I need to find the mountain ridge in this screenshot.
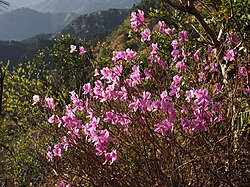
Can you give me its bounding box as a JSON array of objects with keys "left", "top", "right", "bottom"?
[{"left": 52, "top": 8, "right": 130, "bottom": 43}]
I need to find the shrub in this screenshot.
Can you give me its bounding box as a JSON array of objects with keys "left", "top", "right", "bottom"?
[{"left": 37, "top": 5, "right": 249, "bottom": 186}]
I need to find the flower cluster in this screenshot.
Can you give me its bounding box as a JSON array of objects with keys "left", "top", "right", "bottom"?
[
  {"left": 130, "top": 9, "right": 145, "bottom": 32},
  {"left": 34, "top": 10, "right": 249, "bottom": 175},
  {"left": 70, "top": 44, "right": 86, "bottom": 55}
]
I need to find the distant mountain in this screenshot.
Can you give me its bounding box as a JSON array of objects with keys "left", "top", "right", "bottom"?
[
  {"left": 0, "top": 8, "right": 79, "bottom": 41},
  {"left": 0, "top": 39, "right": 54, "bottom": 69},
  {"left": 52, "top": 9, "right": 130, "bottom": 42},
  {"left": 31, "top": 0, "right": 140, "bottom": 14}
]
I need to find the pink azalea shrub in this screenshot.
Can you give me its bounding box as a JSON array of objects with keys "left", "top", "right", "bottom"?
[{"left": 36, "top": 9, "right": 249, "bottom": 186}]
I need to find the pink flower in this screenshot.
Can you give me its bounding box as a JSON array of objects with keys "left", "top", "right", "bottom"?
[
  {"left": 176, "top": 61, "right": 186, "bottom": 72},
  {"left": 165, "top": 28, "right": 174, "bottom": 35},
  {"left": 171, "top": 39, "right": 178, "bottom": 49},
  {"left": 214, "top": 83, "right": 223, "bottom": 93},
  {"left": 144, "top": 68, "right": 152, "bottom": 80},
  {"left": 119, "top": 86, "right": 128, "bottom": 101},
  {"left": 70, "top": 91, "right": 83, "bottom": 111},
  {"left": 43, "top": 96, "right": 55, "bottom": 110},
  {"left": 170, "top": 75, "right": 182, "bottom": 99},
  {"left": 79, "top": 46, "right": 86, "bottom": 55},
  {"left": 239, "top": 67, "right": 247, "bottom": 77},
  {"left": 112, "top": 51, "right": 126, "bottom": 63},
  {"left": 181, "top": 118, "right": 191, "bottom": 133},
  {"left": 228, "top": 34, "right": 238, "bottom": 45},
  {"left": 131, "top": 21, "right": 138, "bottom": 32},
  {"left": 169, "top": 85, "right": 180, "bottom": 98},
  {"left": 151, "top": 43, "right": 158, "bottom": 54},
  {"left": 137, "top": 10, "right": 145, "bottom": 25},
  {"left": 198, "top": 72, "right": 206, "bottom": 82},
  {"left": 193, "top": 49, "right": 200, "bottom": 60},
  {"left": 113, "top": 64, "right": 123, "bottom": 76},
  {"left": 104, "top": 111, "right": 115, "bottom": 123},
  {"left": 181, "top": 106, "right": 189, "bottom": 114},
  {"left": 171, "top": 49, "right": 180, "bottom": 61},
  {"left": 103, "top": 150, "right": 118, "bottom": 165},
  {"left": 100, "top": 67, "right": 112, "bottom": 81},
  {"left": 130, "top": 9, "right": 145, "bottom": 32},
  {"left": 47, "top": 150, "right": 53, "bottom": 162},
  {"left": 154, "top": 119, "right": 174, "bottom": 136},
  {"left": 129, "top": 97, "right": 140, "bottom": 112},
  {"left": 130, "top": 11, "right": 137, "bottom": 22},
  {"left": 94, "top": 69, "right": 100, "bottom": 76},
  {"left": 142, "top": 91, "right": 151, "bottom": 100},
  {"left": 186, "top": 89, "right": 195, "bottom": 102},
  {"left": 125, "top": 48, "right": 137, "bottom": 60},
  {"left": 210, "top": 63, "right": 218, "bottom": 73},
  {"left": 160, "top": 90, "right": 172, "bottom": 101},
  {"left": 58, "top": 182, "right": 65, "bottom": 187},
  {"left": 151, "top": 101, "right": 161, "bottom": 112},
  {"left": 62, "top": 136, "right": 69, "bottom": 151},
  {"left": 194, "top": 89, "right": 210, "bottom": 106},
  {"left": 178, "top": 31, "right": 189, "bottom": 42},
  {"left": 223, "top": 49, "right": 235, "bottom": 61},
  {"left": 53, "top": 144, "right": 62, "bottom": 157},
  {"left": 182, "top": 49, "right": 187, "bottom": 59},
  {"left": 243, "top": 87, "right": 250, "bottom": 95},
  {"left": 192, "top": 119, "right": 208, "bottom": 132},
  {"left": 172, "top": 75, "right": 182, "bottom": 85},
  {"left": 130, "top": 65, "right": 141, "bottom": 86},
  {"left": 70, "top": 45, "right": 77, "bottom": 53},
  {"left": 214, "top": 114, "right": 224, "bottom": 122},
  {"left": 83, "top": 83, "right": 91, "bottom": 95},
  {"left": 54, "top": 116, "right": 62, "bottom": 127},
  {"left": 141, "top": 28, "right": 151, "bottom": 42},
  {"left": 213, "top": 102, "right": 222, "bottom": 113},
  {"left": 158, "top": 21, "right": 165, "bottom": 32},
  {"left": 48, "top": 115, "right": 55, "bottom": 124},
  {"left": 32, "top": 95, "right": 40, "bottom": 105},
  {"left": 59, "top": 182, "right": 71, "bottom": 187}
]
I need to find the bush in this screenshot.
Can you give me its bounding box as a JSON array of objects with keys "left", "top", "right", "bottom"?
[{"left": 37, "top": 4, "right": 249, "bottom": 186}]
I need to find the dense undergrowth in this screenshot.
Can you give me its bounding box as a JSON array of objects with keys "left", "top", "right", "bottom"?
[{"left": 0, "top": 0, "right": 249, "bottom": 186}]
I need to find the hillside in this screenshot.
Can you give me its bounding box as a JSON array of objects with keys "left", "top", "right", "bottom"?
[
  {"left": 52, "top": 9, "right": 130, "bottom": 43},
  {"left": 0, "top": 39, "right": 54, "bottom": 69}
]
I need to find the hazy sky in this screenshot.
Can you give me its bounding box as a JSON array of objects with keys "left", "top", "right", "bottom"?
[
  {"left": 8, "top": 0, "right": 43, "bottom": 7},
  {"left": 3, "top": 0, "right": 140, "bottom": 12}
]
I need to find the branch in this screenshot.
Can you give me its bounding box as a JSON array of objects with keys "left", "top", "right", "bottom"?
[
  {"left": 163, "top": 0, "right": 220, "bottom": 47},
  {"left": 0, "top": 142, "right": 15, "bottom": 159},
  {"left": 0, "top": 0, "right": 9, "bottom": 11},
  {"left": 0, "top": 66, "right": 5, "bottom": 116}
]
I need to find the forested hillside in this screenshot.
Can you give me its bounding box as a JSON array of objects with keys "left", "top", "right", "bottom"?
[{"left": 52, "top": 9, "right": 130, "bottom": 42}]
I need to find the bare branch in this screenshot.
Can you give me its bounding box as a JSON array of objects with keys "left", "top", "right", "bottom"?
[{"left": 163, "top": 0, "right": 220, "bottom": 47}]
